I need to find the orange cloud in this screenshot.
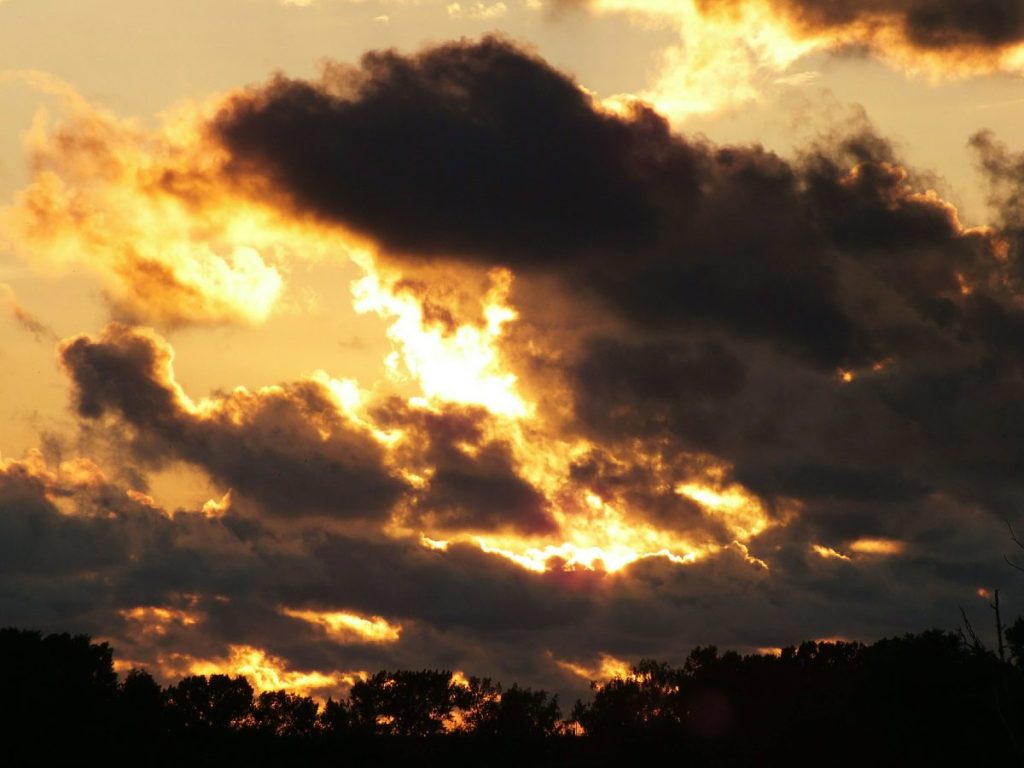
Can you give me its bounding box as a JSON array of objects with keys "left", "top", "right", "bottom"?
[
  {"left": 556, "top": 652, "right": 633, "bottom": 682},
  {"left": 281, "top": 607, "right": 402, "bottom": 643},
  {"left": 120, "top": 605, "right": 201, "bottom": 637},
  {"left": 157, "top": 645, "right": 365, "bottom": 701},
  {"left": 812, "top": 544, "right": 852, "bottom": 561},
  {"left": 0, "top": 74, "right": 356, "bottom": 327}
]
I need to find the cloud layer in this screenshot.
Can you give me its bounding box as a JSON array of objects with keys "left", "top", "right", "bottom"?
[{"left": 3, "top": 36, "right": 1024, "bottom": 700}]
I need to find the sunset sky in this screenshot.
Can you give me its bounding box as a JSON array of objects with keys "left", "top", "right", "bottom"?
[{"left": 3, "top": 0, "right": 1024, "bottom": 702}]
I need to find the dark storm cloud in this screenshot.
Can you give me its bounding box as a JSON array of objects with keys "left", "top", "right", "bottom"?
[
  {"left": 568, "top": 325, "right": 1024, "bottom": 545},
  {"left": 211, "top": 37, "right": 862, "bottom": 367},
  {"left": 0, "top": 465, "right": 127, "bottom": 578},
  {"left": 59, "top": 323, "right": 405, "bottom": 521},
  {"left": 734, "top": 463, "right": 927, "bottom": 504},
  {"left": 213, "top": 37, "right": 666, "bottom": 262},
  {"left": 212, "top": 38, "right": 1009, "bottom": 370},
  {"left": 0, "top": 455, "right": 254, "bottom": 651},
  {"left": 972, "top": 130, "right": 1024, "bottom": 287}
]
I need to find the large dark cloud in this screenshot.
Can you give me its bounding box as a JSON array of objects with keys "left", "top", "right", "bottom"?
[
  {"left": 212, "top": 38, "right": 1009, "bottom": 371},
  {"left": 211, "top": 38, "right": 861, "bottom": 367},
  {"left": 59, "top": 323, "right": 406, "bottom": 521},
  {"left": 213, "top": 37, "right": 670, "bottom": 263}
]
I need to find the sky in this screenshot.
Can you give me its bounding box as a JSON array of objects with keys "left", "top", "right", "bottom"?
[{"left": 2, "top": 0, "right": 1024, "bottom": 702}]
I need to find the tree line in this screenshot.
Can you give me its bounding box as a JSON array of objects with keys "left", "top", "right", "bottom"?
[{"left": 3, "top": 622, "right": 1024, "bottom": 765}]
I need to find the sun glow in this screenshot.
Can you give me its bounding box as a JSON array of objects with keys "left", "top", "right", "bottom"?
[
  {"left": 352, "top": 272, "right": 783, "bottom": 576},
  {"left": 471, "top": 495, "right": 705, "bottom": 574},
  {"left": 424, "top": 474, "right": 777, "bottom": 574},
  {"left": 675, "top": 479, "right": 773, "bottom": 540},
  {"left": 352, "top": 260, "right": 531, "bottom": 419}
]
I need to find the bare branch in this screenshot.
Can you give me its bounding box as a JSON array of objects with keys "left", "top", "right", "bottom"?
[
  {"left": 1008, "top": 520, "right": 1024, "bottom": 550},
  {"left": 1003, "top": 555, "right": 1024, "bottom": 573},
  {"left": 1003, "top": 521, "right": 1024, "bottom": 571},
  {"left": 959, "top": 605, "right": 985, "bottom": 653},
  {"left": 990, "top": 589, "right": 1006, "bottom": 663}
]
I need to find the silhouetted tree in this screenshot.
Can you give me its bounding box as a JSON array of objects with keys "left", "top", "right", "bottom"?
[
  {"left": 117, "top": 667, "right": 165, "bottom": 739},
  {"left": 165, "top": 674, "right": 254, "bottom": 732},
  {"left": 468, "top": 681, "right": 561, "bottom": 738},
  {"left": 251, "top": 690, "right": 319, "bottom": 737},
  {"left": 1007, "top": 616, "right": 1024, "bottom": 668},
  {"left": 575, "top": 659, "right": 687, "bottom": 739},
  {"left": 0, "top": 629, "right": 118, "bottom": 738},
  {"left": 349, "top": 669, "right": 472, "bottom": 736},
  {"left": 319, "top": 696, "right": 352, "bottom": 736}
]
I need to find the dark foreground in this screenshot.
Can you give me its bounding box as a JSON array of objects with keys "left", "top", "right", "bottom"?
[{"left": 3, "top": 625, "right": 1023, "bottom": 766}]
